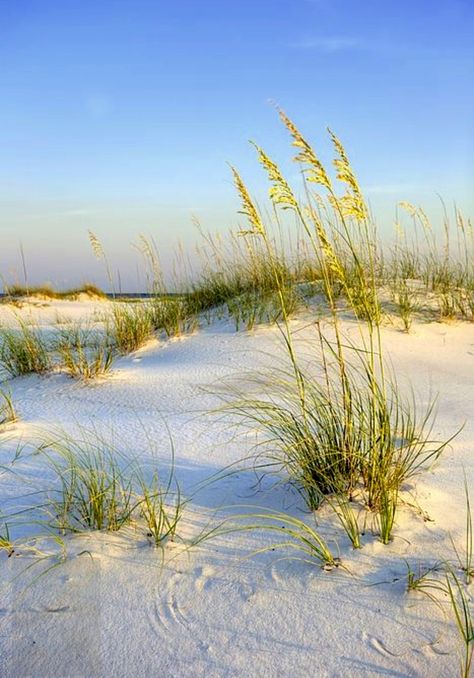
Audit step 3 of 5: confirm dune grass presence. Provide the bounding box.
[0,113,465,550]
[136,471,182,546]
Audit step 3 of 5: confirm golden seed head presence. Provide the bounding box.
[230,166,266,236]
[251,141,298,210]
[278,109,333,191]
[328,128,368,222]
[88,230,104,259]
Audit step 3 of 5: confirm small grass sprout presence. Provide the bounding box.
[137,473,182,546]
[445,571,474,678]
[451,475,473,585]
[0,523,15,556]
[0,388,17,425]
[405,561,445,607]
[391,278,419,332]
[328,494,362,549]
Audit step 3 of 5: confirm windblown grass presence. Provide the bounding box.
[224,509,339,570]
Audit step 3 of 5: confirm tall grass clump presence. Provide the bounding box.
[149,297,197,338]
[55,325,114,380]
[30,432,182,544]
[227,351,448,516]
[389,277,419,332]
[137,472,182,546]
[110,303,154,353]
[183,224,300,320]
[223,109,456,543]
[0,320,51,376]
[40,437,136,532]
[226,285,301,331]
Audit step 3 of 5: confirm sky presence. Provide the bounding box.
[0,0,473,290]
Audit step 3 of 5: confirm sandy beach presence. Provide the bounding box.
[0,298,472,677]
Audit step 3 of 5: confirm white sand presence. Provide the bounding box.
[0,300,472,677]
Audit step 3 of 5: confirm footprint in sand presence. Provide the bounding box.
[363,631,401,658]
[194,565,255,602]
[420,642,450,657]
[149,572,191,636]
[147,573,212,655]
[194,565,216,593]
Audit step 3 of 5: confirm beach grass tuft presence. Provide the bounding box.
[0,319,51,376]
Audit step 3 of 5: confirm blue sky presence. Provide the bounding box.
[1,0,473,290]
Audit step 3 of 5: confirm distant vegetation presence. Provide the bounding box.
[3,283,106,300]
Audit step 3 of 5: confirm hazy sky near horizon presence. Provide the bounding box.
[0,0,473,290]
